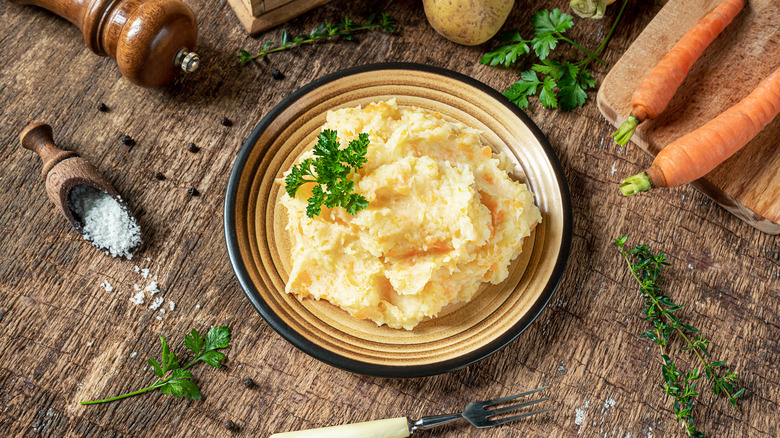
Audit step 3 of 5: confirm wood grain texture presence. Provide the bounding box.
[597,0,780,234]
[0,0,778,437]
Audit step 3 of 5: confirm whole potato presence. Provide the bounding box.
[423,0,515,46]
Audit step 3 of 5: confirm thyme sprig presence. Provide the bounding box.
[615,237,744,437]
[238,13,396,63]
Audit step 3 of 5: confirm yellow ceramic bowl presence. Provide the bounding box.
[224,63,571,377]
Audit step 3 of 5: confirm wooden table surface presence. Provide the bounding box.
[1,0,778,437]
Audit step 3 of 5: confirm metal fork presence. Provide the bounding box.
[269,386,552,437]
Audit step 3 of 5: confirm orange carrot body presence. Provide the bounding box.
[630,0,744,122]
[649,67,780,188]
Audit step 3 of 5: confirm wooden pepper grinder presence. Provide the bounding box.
[11,0,200,87]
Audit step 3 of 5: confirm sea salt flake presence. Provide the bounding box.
[156,316,162,320]
[68,186,141,259]
[86,342,93,347]
[140,268,151,279]
[129,290,145,305]
[195,304,201,309]
[130,352,137,358]
[100,280,113,292]
[145,281,159,295]
[159,308,166,314]
[169,301,175,311]
[150,296,164,311]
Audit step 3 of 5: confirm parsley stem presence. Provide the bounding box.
[578,0,628,70]
[556,33,607,65]
[80,379,165,405]
[80,354,203,405]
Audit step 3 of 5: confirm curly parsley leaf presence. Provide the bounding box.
[285,129,370,218]
[80,326,231,405]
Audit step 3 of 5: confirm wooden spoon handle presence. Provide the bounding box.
[20,122,78,179]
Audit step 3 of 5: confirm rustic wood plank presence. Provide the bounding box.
[0,0,778,437]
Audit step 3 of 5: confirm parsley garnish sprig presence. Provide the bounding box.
[80,326,231,405]
[285,129,369,218]
[239,13,396,63]
[481,1,628,111]
[615,237,744,437]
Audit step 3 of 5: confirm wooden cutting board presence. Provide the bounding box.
[597,0,780,234]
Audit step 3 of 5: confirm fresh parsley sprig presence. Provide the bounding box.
[80,326,231,405]
[615,237,744,437]
[481,1,627,111]
[285,129,369,218]
[239,13,396,63]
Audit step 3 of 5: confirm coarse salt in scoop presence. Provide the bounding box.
[20,122,142,259]
[68,186,141,258]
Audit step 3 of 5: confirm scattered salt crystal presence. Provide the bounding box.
[133,284,141,291]
[140,268,151,279]
[129,290,145,305]
[169,301,175,311]
[575,400,590,427]
[159,308,166,314]
[100,280,113,292]
[145,281,159,295]
[86,342,93,347]
[149,296,164,311]
[156,316,162,320]
[134,265,140,273]
[130,352,137,358]
[195,304,201,309]
[145,257,151,262]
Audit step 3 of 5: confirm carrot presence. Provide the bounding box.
[620,66,780,196]
[612,0,744,146]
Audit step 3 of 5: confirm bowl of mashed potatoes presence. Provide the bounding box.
[225,63,571,377]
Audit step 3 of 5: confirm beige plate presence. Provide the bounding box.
[224,63,572,377]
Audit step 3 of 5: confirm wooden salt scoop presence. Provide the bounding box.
[10,0,199,87]
[20,122,128,236]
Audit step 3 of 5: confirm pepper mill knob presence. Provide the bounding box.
[11,0,199,87]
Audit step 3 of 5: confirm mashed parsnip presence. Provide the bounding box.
[280,99,541,329]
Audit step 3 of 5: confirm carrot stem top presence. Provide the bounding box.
[619,172,653,196]
[612,115,640,146]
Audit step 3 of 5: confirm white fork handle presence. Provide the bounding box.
[269,417,410,438]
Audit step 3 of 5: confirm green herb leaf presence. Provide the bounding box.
[204,326,231,351]
[80,326,232,406]
[530,9,573,59]
[285,129,370,218]
[539,76,558,108]
[184,329,205,356]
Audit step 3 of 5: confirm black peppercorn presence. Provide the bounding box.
[271,69,284,80]
[120,135,135,146]
[187,187,199,196]
[224,419,236,431]
[97,103,109,112]
[242,377,254,388]
[154,172,165,181]
[220,117,233,127]
[186,142,200,153]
